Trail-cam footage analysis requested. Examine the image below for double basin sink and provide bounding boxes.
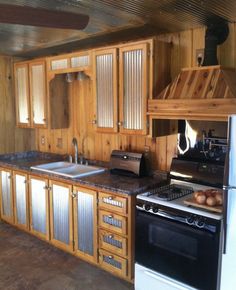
[31,161,105,178]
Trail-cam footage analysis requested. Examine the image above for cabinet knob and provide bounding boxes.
[108,196,113,200]
[26,117,30,121]
[108,255,113,259]
[92,120,97,124]
[108,215,113,219]
[24,179,27,184]
[117,121,123,126]
[71,192,77,198]
[8,175,11,179]
[108,234,114,239]
[43,185,48,190]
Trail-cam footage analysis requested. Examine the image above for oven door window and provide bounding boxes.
[135,210,220,290]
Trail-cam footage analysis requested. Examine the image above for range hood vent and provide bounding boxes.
[148,65,236,121]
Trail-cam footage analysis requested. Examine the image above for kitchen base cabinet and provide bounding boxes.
[29,176,49,240]
[73,187,98,264]
[0,169,14,224]
[49,181,73,252]
[98,191,135,282]
[13,171,29,231]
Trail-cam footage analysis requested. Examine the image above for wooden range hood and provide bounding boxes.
[148,65,236,121]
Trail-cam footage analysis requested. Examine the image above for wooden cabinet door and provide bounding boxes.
[14,63,31,127]
[73,187,98,263]
[0,169,14,223]
[29,176,49,240]
[119,43,149,135]
[49,181,73,252]
[13,171,29,230]
[93,48,118,133]
[29,60,47,128]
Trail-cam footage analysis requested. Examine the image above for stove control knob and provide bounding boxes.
[144,204,151,211]
[196,219,205,228]
[186,216,195,225]
[152,207,158,213]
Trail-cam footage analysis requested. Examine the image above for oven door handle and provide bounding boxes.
[144,270,196,290]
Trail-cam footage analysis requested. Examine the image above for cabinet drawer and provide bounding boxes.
[99,192,128,215]
[99,229,127,257]
[99,249,127,278]
[99,210,127,235]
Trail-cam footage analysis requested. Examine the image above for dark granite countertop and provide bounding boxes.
[0,151,168,195]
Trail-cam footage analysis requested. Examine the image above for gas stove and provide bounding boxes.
[137,158,224,220]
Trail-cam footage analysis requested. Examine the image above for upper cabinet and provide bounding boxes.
[47,51,91,75]
[14,59,47,128]
[93,39,170,135]
[93,48,118,133]
[119,43,148,135]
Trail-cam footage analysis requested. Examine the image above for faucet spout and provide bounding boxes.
[72,137,78,164]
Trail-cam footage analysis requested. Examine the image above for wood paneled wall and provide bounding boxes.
[35,23,235,171]
[0,56,35,154]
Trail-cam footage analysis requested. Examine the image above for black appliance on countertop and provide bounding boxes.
[110,150,147,177]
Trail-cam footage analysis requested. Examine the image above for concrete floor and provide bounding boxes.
[0,221,134,290]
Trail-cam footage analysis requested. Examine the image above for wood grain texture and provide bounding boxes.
[34,25,236,171]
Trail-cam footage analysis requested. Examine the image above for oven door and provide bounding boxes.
[135,209,220,290]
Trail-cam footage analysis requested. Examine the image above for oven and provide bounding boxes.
[135,204,221,290]
[135,158,224,290]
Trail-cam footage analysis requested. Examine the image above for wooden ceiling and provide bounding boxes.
[0,0,236,57]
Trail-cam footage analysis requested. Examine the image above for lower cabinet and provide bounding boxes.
[13,171,29,230]
[73,186,98,263]
[0,168,14,224]
[49,181,73,252]
[29,175,50,240]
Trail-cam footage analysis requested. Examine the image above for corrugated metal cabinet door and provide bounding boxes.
[13,171,29,230]
[119,43,149,135]
[29,176,49,240]
[73,187,98,264]
[93,48,118,133]
[49,181,73,252]
[0,169,14,223]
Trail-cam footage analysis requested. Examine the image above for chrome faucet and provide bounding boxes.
[72,137,78,164]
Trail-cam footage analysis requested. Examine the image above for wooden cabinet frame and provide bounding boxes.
[93,48,118,133]
[29,175,50,240]
[49,180,73,252]
[0,168,14,224]
[13,171,29,231]
[73,186,98,264]
[119,43,149,135]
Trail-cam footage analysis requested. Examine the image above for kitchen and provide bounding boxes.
[0,1,236,290]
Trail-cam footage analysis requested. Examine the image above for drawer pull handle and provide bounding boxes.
[108,255,113,259]
[108,235,114,239]
[108,196,113,200]
[108,215,113,219]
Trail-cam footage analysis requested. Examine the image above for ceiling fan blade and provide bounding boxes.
[0,4,89,30]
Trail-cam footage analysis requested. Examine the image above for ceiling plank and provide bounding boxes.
[0,4,89,30]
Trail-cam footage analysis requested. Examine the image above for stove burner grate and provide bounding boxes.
[144,184,194,201]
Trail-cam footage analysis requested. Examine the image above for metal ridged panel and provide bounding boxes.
[51,59,68,70]
[1,171,12,217]
[15,174,27,225]
[123,49,143,130]
[31,64,45,125]
[71,55,90,68]
[31,179,47,234]
[52,184,70,244]
[103,197,123,208]
[103,255,122,269]
[96,53,114,128]
[16,66,29,124]
[103,235,122,249]
[103,215,122,228]
[77,190,94,256]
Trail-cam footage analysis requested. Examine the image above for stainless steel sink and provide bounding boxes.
[31,161,105,178]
